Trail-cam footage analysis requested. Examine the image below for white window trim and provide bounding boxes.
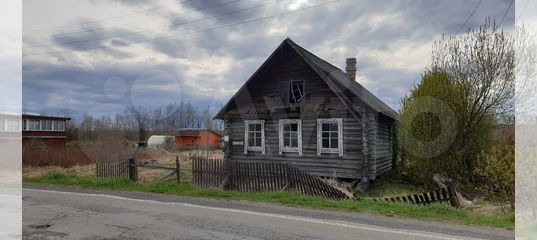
[317,118,343,156]
[244,120,265,154]
[278,119,302,155]
[6,119,21,132]
[23,119,66,132]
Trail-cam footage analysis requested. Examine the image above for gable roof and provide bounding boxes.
[214,38,398,120]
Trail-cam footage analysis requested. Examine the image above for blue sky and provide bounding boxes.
[19,0,516,118]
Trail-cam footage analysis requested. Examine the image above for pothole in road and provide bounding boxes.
[29,224,51,229]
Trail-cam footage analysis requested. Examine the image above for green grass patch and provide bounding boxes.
[362,183,424,198]
[24,171,514,230]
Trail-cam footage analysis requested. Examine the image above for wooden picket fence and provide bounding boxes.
[95,156,130,179]
[373,187,457,206]
[192,157,350,200]
[96,157,182,184]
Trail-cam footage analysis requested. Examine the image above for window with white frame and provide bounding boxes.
[317,118,343,156]
[244,120,265,154]
[23,119,65,131]
[6,119,21,132]
[44,120,53,131]
[26,119,41,131]
[279,119,302,155]
[53,120,65,131]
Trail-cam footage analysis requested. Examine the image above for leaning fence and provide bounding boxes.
[95,156,457,205]
[191,157,350,200]
[373,187,456,206]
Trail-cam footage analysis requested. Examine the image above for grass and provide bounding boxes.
[362,183,424,198]
[24,171,514,230]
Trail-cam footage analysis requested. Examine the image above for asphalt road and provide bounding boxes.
[22,185,514,240]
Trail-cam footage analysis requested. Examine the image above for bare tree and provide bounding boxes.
[432,19,515,122]
[429,19,516,181]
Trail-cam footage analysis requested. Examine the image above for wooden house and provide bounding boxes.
[215,38,398,182]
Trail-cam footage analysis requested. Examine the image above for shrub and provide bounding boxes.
[474,144,515,210]
[398,70,494,186]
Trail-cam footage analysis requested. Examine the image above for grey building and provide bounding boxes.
[215,38,398,182]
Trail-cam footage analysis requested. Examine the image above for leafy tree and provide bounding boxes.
[399,20,515,187]
[399,70,492,184]
[431,20,515,176]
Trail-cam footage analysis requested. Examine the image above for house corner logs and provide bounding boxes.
[360,107,369,181]
[367,112,378,180]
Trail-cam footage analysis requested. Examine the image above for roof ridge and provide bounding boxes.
[214,38,398,120]
[285,39,398,119]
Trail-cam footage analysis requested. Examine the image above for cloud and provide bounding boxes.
[46,21,148,58]
[91,0,153,6]
[181,0,262,23]
[21,0,515,116]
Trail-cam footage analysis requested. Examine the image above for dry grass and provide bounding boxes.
[23,145,93,167]
[23,165,95,179]
[23,148,219,183]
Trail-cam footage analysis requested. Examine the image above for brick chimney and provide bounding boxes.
[345,58,357,81]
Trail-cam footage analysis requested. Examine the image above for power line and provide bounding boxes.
[20,0,244,40]
[515,0,530,23]
[24,0,342,57]
[498,0,514,27]
[24,1,274,50]
[23,0,194,33]
[412,0,482,88]
[455,0,482,35]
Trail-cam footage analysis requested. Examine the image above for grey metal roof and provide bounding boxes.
[215,38,398,120]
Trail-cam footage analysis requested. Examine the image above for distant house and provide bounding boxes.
[22,114,70,148]
[0,113,22,149]
[215,38,398,181]
[174,129,221,149]
[0,113,21,133]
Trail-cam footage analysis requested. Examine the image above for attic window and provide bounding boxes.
[289,80,304,104]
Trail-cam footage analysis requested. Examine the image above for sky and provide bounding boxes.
[17,0,517,119]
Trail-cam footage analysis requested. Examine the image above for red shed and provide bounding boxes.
[174,129,221,149]
[22,114,70,148]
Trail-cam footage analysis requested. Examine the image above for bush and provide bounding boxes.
[474,144,515,210]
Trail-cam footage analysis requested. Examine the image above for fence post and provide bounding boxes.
[129,158,138,182]
[446,185,461,208]
[176,156,180,184]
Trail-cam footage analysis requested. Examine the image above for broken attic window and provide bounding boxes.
[289,80,304,104]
